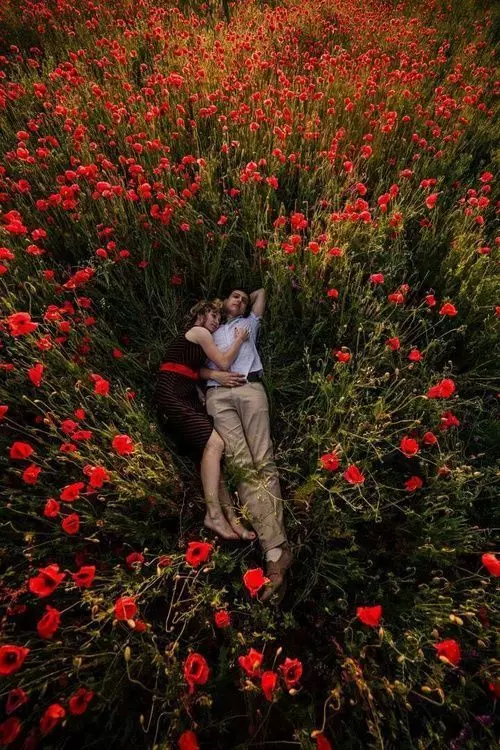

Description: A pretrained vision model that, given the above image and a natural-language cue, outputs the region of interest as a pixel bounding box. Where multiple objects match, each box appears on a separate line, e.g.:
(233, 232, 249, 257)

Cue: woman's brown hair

(184, 299, 223, 330)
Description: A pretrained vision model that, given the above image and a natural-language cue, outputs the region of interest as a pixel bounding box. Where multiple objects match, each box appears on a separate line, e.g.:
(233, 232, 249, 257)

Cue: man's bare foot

(204, 514, 240, 540)
(227, 518, 256, 541)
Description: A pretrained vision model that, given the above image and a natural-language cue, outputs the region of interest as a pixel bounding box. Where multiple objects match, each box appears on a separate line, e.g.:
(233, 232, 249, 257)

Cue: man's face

(224, 290, 249, 318)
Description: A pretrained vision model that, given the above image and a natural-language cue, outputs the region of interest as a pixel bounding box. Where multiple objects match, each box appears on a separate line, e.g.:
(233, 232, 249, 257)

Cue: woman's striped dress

(154, 333, 214, 461)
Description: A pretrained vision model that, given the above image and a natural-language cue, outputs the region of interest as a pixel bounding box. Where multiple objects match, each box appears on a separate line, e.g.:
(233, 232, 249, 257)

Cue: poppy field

(0, 0, 498, 747)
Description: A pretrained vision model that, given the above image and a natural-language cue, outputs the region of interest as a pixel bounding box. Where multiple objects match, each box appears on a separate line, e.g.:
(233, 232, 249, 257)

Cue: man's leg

(206, 386, 286, 553)
(232, 383, 287, 553)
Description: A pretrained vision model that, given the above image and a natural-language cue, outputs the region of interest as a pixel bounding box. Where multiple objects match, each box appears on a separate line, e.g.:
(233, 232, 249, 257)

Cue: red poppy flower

(408, 348, 423, 362)
(183, 652, 210, 694)
(114, 596, 137, 621)
(316, 734, 332, 750)
(434, 639, 461, 666)
(62, 513, 80, 535)
(29, 564, 65, 597)
(71, 565, 96, 588)
(425, 193, 438, 209)
(243, 568, 270, 597)
(0, 717, 22, 746)
(6, 687, 28, 715)
(21, 463, 41, 484)
(28, 362, 44, 387)
(343, 465, 365, 485)
(422, 431, 438, 445)
(158, 555, 173, 568)
(9, 441, 34, 460)
(68, 687, 94, 716)
(238, 648, 264, 677)
(6, 311, 38, 336)
(427, 378, 456, 399)
(214, 610, 231, 628)
(60, 482, 85, 502)
(43, 498, 60, 518)
(488, 682, 500, 699)
(370, 273, 384, 284)
(439, 302, 457, 317)
(185, 541, 213, 568)
(0, 645, 30, 676)
(126, 552, 145, 567)
(320, 451, 340, 471)
(0, 405, 8, 420)
(112, 434, 135, 455)
(440, 410, 460, 430)
(279, 657, 303, 689)
(261, 670, 278, 701)
(40, 703, 65, 736)
(84, 465, 110, 488)
(405, 476, 423, 492)
(386, 337, 401, 351)
(37, 605, 61, 639)
(400, 436, 419, 457)
(481, 553, 500, 577)
(357, 605, 382, 627)
(178, 729, 200, 750)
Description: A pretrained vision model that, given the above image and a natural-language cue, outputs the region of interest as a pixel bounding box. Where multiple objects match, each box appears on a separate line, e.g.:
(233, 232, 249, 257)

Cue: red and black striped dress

(154, 332, 214, 461)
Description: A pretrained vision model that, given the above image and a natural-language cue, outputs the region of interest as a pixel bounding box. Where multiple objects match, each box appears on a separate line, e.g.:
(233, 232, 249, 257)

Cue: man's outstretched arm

(249, 287, 266, 318)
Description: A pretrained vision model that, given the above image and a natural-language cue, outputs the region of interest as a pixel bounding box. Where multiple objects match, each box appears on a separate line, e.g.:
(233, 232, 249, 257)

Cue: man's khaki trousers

(205, 383, 287, 552)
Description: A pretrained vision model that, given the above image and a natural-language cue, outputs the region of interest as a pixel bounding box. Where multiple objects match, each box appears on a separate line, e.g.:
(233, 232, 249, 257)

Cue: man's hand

(212, 371, 247, 387)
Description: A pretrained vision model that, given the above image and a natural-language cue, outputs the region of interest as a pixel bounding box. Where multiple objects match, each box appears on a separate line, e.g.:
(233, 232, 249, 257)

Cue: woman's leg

(201, 430, 239, 540)
(219, 475, 256, 541)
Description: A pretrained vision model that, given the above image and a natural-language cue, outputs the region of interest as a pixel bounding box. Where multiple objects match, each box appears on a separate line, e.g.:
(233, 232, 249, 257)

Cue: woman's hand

(234, 326, 250, 342)
(213, 371, 247, 387)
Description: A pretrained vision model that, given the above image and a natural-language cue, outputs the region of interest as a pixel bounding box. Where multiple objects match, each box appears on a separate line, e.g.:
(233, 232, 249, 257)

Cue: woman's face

(200, 309, 220, 333)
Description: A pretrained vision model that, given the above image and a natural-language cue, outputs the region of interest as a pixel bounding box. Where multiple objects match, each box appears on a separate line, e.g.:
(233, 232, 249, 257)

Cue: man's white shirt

(205, 312, 263, 385)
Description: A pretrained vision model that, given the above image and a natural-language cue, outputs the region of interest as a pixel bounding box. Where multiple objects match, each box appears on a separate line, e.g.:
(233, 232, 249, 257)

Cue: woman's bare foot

(227, 518, 256, 541)
(204, 513, 240, 540)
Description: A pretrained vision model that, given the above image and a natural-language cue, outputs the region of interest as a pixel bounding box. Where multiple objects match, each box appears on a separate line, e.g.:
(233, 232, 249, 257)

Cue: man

(199, 288, 292, 602)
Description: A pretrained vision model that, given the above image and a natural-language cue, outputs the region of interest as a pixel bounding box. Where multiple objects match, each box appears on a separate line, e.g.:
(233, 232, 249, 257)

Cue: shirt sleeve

(247, 311, 262, 335)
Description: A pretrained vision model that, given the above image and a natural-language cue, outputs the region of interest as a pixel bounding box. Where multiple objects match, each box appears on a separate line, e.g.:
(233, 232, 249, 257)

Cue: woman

(154, 300, 256, 541)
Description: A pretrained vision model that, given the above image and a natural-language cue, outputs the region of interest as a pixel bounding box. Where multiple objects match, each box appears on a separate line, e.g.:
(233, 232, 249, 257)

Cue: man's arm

(199, 367, 247, 387)
(249, 287, 266, 318)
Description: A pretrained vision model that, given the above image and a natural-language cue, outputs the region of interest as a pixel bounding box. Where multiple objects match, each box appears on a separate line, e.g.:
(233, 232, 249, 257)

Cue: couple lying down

(154, 287, 292, 604)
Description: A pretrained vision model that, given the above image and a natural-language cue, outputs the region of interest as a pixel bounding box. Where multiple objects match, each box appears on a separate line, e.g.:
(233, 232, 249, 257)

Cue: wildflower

(427, 378, 456, 399)
(185, 541, 213, 567)
(60, 481, 85, 502)
(405, 476, 423, 491)
(6, 311, 38, 336)
(0, 645, 30, 676)
(71, 565, 96, 588)
(400, 436, 419, 457)
(40, 704, 65, 736)
(422, 431, 438, 445)
(179, 730, 200, 750)
(279, 657, 303, 689)
(238, 648, 264, 677)
(214, 611, 231, 628)
(439, 302, 457, 316)
(344, 465, 365, 485)
(28, 363, 44, 386)
(0, 717, 22, 745)
(434, 639, 461, 665)
(370, 273, 384, 284)
(183, 653, 210, 694)
(357, 605, 382, 627)
(5, 688, 28, 715)
(261, 671, 278, 701)
(386, 337, 401, 351)
(425, 193, 438, 209)
(320, 452, 340, 471)
(112, 434, 135, 455)
(62, 513, 80, 535)
(114, 596, 137, 621)
(29, 564, 65, 597)
(68, 687, 94, 716)
(243, 568, 270, 597)
(9, 441, 34, 460)
(481, 553, 500, 577)
(37, 606, 61, 639)
(408, 348, 423, 362)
